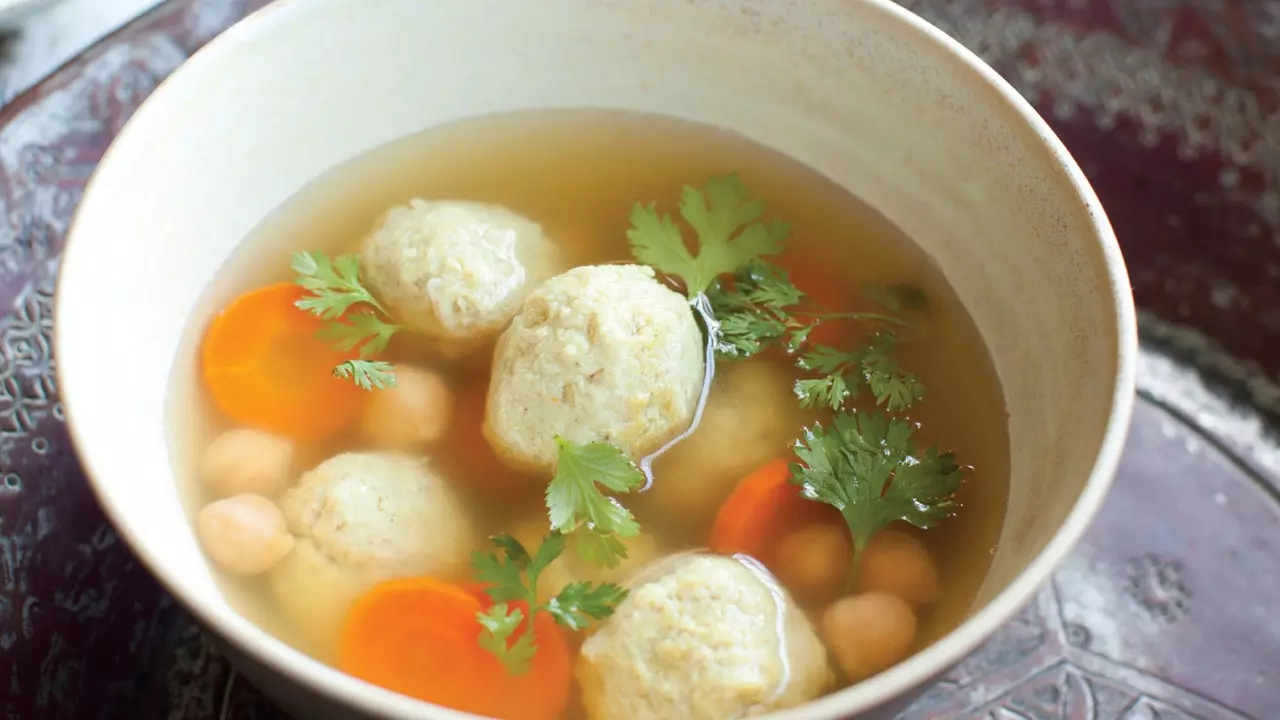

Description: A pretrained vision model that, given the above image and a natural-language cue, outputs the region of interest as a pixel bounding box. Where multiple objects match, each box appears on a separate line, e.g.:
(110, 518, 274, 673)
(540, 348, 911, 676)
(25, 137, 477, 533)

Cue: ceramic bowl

(53, 0, 1137, 717)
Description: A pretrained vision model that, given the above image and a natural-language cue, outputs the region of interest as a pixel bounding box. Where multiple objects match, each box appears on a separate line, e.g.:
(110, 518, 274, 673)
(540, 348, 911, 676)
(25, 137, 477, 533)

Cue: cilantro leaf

(706, 259, 807, 360)
(471, 532, 626, 674)
(794, 331, 925, 412)
(292, 251, 388, 318)
(470, 534, 532, 603)
(627, 205, 698, 288)
(546, 439, 645, 560)
(476, 604, 537, 675)
(794, 374, 852, 412)
(292, 249, 401, 390)
(795, 346, 861, 411)
(861, 332, 926, 412)
(332, 360, 397, 391)
(568, 530, 631, 571)
(316, 310, 401, 359)
(790, 411, 965, 556)
(626, 173, 789, 296)
(546, 581, 628, 632)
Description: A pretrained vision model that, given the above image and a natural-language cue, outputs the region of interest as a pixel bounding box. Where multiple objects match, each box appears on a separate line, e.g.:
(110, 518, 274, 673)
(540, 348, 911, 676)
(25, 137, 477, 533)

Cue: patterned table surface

(2, 1, 1280, 718)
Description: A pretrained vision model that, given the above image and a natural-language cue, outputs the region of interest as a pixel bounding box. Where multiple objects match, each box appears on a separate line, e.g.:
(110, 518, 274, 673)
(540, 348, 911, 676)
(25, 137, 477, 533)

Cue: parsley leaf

(705, 259, 808, 360)
(546, 581, 629, 632)
(477, 604, 537, 671)
(292, 250, 401, 389)
(332, 360, 397, 391)
(790, 411, 965, 557)
(317, 310, 400, 358)
(626, 173, 789, 296)
(861, 332, 926, 412)
(794, 330, 925, 412)
(545, 439, 645, 568)
(471, 533, 626, 675)
(568, 530, 632, 571)
(292, 251, 389, 318)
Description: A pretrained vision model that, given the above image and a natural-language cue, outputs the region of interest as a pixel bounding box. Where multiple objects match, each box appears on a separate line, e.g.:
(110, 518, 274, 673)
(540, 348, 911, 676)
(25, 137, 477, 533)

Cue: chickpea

(855, 529, 940, 608)
(772, 524, 852, 604)
(199, 428, 295, 498)
(197, 494, 295, 576)
(360, 365, 454, 450)
(822, 592, 917, 682)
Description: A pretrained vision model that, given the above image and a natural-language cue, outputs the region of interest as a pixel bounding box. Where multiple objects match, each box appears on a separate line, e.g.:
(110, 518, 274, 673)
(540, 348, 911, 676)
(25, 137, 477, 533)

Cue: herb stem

(845, 534, 871, 594)
(794, 310, 913, 328)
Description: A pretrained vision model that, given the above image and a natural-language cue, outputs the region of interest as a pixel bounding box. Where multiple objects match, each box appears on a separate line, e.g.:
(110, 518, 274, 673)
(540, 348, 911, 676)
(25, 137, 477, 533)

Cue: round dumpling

(577, 553, 832, 720)
(360, 199, 560, 354)
(486, 265, 705, 471)
(268, 452, 473, 654)
(644, 359, 812, 524)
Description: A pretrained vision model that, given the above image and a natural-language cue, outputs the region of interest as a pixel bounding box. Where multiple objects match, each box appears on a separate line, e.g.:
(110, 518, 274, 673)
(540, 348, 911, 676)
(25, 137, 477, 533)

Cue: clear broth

(165, 109, 1010, 713)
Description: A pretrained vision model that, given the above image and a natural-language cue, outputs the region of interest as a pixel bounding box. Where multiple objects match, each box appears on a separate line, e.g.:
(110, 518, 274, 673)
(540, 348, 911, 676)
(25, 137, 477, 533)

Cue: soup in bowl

(53, 0, 1136, 718)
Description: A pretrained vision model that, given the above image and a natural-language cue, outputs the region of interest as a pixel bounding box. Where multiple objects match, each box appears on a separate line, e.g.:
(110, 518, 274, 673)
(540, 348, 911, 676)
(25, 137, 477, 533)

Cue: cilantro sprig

(795, 330, 926, 412)
(472, 533, 627, 675)
(790, 411, 966, 561)
(622, 174, 928, 412)
(626, 173, 789, 297)
(706, 259, 926, 412)
(545, 439, 646, 569)
(621, 173, 965, 574)
(291, 250, 400, 390)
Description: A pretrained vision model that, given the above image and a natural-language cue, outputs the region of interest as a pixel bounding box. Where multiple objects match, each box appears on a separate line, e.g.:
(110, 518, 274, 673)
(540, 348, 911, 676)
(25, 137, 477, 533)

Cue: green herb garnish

(545, 439, 646, 569)
(790, 411, 965, 561)
(626, 173, 789, 297)
(472, 533, 627, 674)
(704, 257, 925, 412)
(332, 359, 398, 391)
(794, 329, 926, 412)
(291, 250, 401, 389)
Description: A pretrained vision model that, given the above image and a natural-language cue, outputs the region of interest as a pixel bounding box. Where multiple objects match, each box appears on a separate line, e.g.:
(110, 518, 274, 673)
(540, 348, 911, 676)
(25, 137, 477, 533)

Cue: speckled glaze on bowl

(51, 0, 1136, 718)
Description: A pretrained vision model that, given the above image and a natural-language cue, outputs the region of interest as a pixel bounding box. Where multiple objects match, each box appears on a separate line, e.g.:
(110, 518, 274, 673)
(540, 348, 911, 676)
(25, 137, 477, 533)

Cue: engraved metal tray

(1, 1, 1277, 718)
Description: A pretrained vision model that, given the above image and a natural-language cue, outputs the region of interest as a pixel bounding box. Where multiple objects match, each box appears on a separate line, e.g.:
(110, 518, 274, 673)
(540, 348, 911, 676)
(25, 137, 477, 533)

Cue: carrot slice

(337, 577, 505, 717)
(461, 584, 574, 720)
(201, 282, 363, 440)
(710, 458, 843, 564)
(338, 577, 573, 720)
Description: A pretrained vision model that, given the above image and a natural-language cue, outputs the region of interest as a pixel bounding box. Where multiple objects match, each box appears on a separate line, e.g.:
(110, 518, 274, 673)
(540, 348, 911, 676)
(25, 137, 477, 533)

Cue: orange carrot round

(337, 577, 505, 717)
(201, 282, 363, 440)
(710, 458, 844, 565)
(338, 577, 574, 720)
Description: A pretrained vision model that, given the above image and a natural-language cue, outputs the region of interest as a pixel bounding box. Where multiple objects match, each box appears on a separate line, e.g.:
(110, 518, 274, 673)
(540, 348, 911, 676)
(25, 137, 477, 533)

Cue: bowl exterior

(53, 0, 1135, 718)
